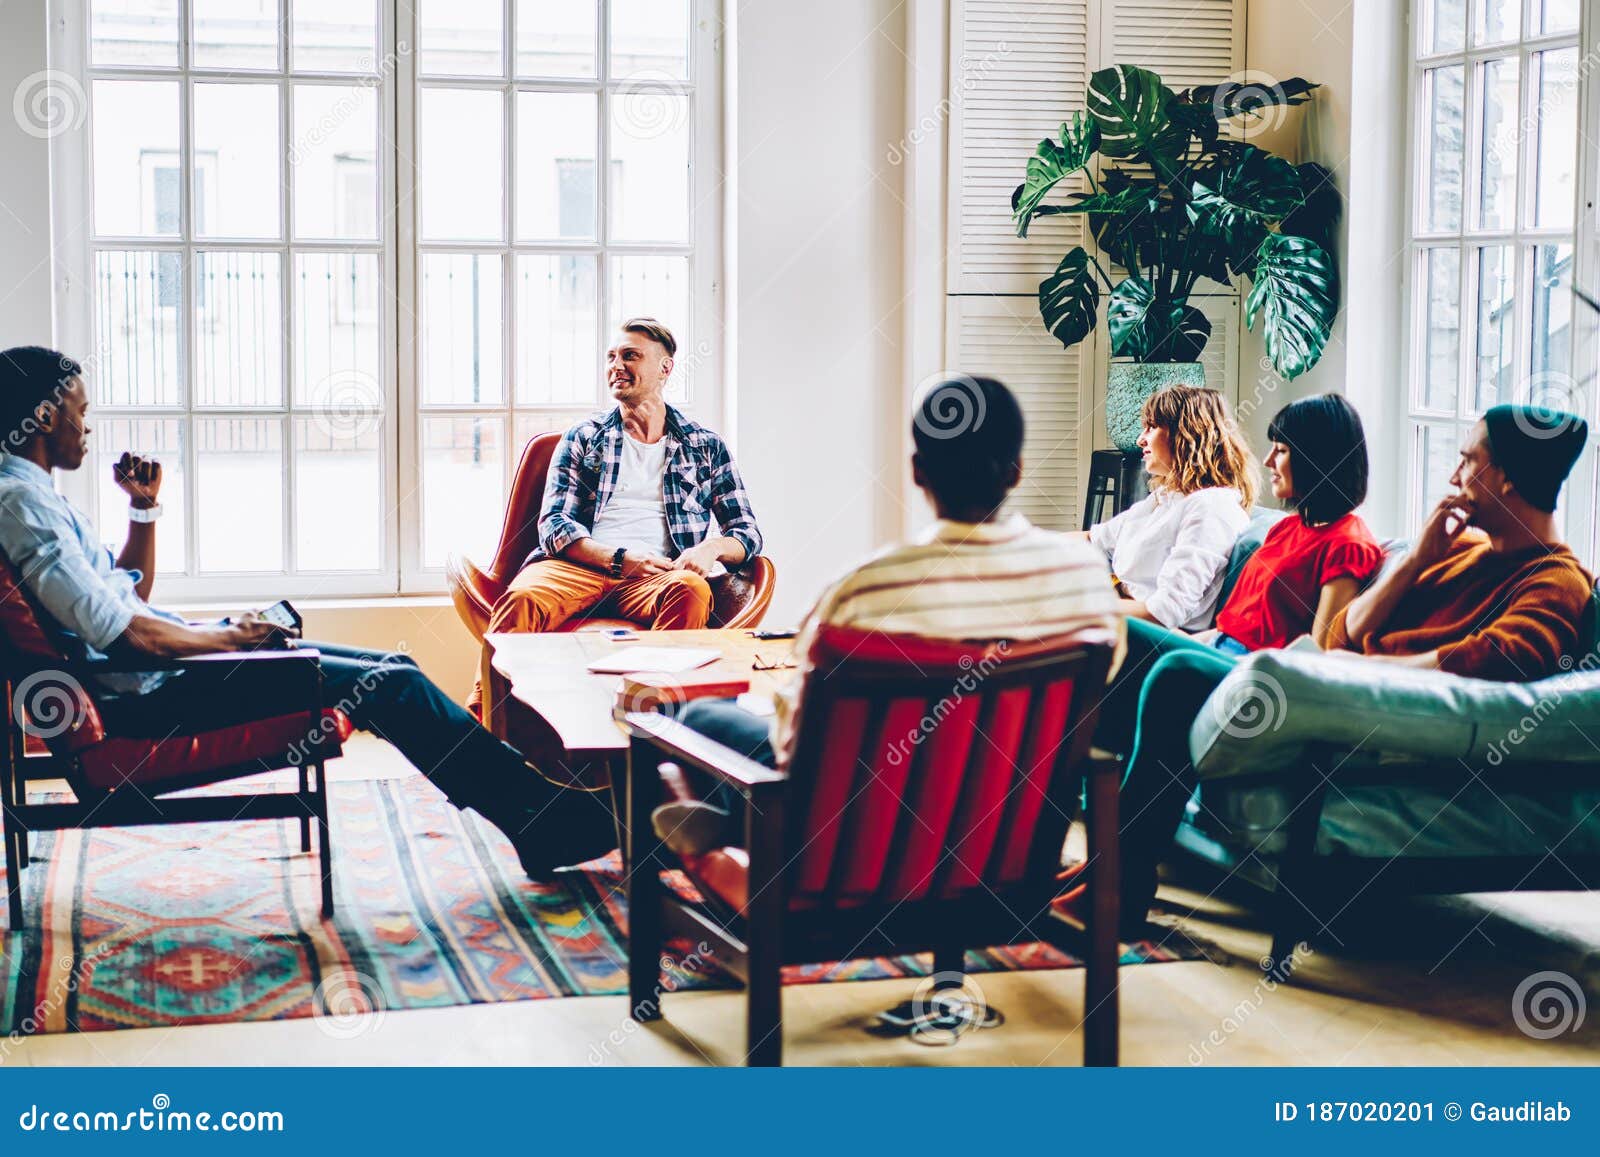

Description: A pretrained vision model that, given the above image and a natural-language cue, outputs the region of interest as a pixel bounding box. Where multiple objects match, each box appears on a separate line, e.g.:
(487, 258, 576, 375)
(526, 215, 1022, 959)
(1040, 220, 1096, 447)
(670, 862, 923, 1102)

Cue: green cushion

(1191, 649, 1600, 778)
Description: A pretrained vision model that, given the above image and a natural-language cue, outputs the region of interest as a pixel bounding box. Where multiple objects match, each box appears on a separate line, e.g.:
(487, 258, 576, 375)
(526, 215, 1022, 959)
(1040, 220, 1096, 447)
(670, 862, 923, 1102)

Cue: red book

(614, 671, 752, 719)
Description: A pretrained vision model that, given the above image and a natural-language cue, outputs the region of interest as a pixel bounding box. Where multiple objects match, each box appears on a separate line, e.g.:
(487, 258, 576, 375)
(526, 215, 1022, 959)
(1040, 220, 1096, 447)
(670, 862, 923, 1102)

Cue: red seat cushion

(76, 709, 353, 793)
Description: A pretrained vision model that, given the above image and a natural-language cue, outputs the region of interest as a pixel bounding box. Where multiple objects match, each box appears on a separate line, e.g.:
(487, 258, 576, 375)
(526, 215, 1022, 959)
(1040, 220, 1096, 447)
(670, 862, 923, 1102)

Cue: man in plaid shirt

(486, 318, 763, 636)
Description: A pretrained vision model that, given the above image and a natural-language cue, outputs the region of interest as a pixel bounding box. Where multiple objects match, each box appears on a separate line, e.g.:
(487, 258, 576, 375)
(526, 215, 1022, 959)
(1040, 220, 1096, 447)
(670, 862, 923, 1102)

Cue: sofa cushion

(1191, 649, 1600, 778)
(1214, 506, 1285, 612)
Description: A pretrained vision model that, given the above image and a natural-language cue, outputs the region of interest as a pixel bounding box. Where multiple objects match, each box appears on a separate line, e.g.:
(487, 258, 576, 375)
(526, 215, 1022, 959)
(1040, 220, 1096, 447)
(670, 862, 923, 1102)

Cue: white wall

(0, 1, 55, 348)
(1242, 0, 1408, 536)
(727, 0, 908, 626)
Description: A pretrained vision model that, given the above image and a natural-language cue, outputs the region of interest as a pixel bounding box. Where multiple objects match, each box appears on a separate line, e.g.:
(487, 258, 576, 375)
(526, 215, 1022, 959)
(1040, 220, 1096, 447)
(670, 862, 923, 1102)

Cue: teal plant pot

(1105, 361, 1208, 452)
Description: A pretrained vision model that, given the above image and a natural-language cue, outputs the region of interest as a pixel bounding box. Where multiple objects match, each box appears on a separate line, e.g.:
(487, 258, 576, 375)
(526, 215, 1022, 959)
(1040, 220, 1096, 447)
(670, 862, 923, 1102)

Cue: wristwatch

(128, 503, 163, 523)
(610, 547, 627, 578)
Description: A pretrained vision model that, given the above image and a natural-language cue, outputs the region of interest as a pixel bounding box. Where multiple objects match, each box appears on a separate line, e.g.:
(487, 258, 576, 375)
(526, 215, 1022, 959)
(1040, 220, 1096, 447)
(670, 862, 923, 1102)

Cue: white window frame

(1401, 0, 1599, 547)
(49, 0, 723, 600)
(395, 0, 723, 592)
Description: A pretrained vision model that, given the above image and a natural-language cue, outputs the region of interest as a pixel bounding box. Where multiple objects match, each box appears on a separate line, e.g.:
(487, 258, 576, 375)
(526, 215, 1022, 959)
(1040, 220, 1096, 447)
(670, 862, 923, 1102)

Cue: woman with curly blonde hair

(1082, 384, 1254, 629)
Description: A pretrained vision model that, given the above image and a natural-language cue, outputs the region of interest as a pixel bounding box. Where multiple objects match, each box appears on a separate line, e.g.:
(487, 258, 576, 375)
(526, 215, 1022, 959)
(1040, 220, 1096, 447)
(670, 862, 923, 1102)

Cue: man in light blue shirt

(0, 346, 614, 876)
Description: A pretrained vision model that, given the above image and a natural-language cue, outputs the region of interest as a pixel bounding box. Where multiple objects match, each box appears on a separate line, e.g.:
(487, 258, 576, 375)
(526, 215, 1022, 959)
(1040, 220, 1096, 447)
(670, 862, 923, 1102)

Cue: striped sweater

(772, 514, 1122, 757)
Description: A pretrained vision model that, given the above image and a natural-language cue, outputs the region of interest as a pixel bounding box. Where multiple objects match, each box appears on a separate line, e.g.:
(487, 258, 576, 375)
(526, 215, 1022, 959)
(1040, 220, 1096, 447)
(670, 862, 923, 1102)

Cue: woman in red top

(1065, 394, 1387, 933)
(1212, 393, 1385, 650)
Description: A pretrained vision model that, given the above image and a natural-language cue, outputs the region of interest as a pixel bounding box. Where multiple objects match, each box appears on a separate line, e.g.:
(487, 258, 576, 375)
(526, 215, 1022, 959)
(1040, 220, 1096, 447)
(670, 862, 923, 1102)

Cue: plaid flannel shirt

(532, 405, 764, 567)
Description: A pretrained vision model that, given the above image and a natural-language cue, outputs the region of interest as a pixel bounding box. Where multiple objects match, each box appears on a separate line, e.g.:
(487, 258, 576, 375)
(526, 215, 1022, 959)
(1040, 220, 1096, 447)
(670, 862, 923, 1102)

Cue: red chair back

(781, 624, 1114, 910)
(486, 432, 562, 585)
(0, 553, 107, 753)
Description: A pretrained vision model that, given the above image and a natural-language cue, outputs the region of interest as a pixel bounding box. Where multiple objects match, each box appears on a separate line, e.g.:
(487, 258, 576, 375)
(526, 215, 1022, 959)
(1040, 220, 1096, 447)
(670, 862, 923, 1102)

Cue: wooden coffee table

(479, 628, 795, 800)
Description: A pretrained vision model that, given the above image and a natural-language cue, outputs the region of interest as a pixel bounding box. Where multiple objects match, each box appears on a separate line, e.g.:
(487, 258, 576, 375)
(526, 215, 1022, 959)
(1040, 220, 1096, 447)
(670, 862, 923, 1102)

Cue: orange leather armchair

(446, 432, 777, 640)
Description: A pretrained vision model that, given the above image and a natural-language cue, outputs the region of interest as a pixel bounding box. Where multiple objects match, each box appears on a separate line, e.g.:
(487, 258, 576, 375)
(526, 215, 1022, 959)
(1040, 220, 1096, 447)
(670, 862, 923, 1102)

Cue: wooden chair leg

(298, 764, 312, 853)
(744, 783, 786, 1067)
(315, 763, 335, 918)
(626, 736, 665, 1021)
(1084, 755, 1121, 1067)
(17, 832, 27, 871)
(1268, 770, 1330, 974)
(932, 940, 965, 985)
(5, 827, 23, 931)
(746, 957, 782, 1067)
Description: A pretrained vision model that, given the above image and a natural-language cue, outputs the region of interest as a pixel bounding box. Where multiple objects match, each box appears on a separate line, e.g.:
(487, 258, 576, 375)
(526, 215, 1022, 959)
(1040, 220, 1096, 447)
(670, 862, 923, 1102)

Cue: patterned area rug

(0, 776, 1201, 1035)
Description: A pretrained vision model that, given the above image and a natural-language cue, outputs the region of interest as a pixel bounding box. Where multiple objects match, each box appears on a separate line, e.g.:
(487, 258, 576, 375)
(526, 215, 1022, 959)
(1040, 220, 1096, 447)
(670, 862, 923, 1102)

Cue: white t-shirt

(1088, 486, 1249, 630)
(589, 434, 672, 557)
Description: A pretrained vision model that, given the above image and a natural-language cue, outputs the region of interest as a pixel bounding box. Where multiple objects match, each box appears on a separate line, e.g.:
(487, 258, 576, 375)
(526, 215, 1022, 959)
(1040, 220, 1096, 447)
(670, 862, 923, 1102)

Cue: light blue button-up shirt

(0, 454, 185, 693)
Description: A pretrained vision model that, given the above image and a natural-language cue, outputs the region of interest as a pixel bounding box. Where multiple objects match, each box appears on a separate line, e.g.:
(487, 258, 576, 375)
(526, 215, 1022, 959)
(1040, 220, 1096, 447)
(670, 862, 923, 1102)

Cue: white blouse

(1088, 486, 1250, 630)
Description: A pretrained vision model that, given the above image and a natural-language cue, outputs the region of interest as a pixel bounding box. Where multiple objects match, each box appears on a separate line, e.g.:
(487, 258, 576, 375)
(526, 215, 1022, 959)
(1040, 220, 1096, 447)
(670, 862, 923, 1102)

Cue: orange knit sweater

(1325, 531, 1594, 682)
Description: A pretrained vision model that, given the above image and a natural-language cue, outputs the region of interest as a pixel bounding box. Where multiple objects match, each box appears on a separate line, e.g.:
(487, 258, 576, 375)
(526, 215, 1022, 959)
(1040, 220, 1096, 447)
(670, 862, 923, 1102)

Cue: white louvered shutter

(945, 0, 1244, 532)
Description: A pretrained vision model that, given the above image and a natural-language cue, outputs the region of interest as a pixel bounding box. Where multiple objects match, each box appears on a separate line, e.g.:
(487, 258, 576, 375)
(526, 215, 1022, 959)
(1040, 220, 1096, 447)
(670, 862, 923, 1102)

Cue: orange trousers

(486, 559, 713, 634)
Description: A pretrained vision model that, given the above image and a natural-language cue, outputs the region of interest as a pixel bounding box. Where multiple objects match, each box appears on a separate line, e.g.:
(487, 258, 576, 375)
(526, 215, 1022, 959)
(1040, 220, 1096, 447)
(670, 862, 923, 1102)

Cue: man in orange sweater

(1328, 404, 1593, 681)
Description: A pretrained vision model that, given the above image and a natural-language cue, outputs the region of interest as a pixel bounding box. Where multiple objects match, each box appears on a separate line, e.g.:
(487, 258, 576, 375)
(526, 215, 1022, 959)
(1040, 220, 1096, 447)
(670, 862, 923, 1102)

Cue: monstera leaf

(1108, 277, 1213, 362)
(1085, 170, 1163, 270)
(1039, 248, 1101, 349)
(1193, 77, 1319, 118)
(1085, 65, 1187, 162)
(1245, 232, 1337, 380)
(1188, 147, 1305, 255)
(1011, 113, 1100, 236)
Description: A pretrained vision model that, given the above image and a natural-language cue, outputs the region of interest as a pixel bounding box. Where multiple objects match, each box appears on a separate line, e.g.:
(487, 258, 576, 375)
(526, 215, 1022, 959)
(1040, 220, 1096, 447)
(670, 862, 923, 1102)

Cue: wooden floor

(6, 738, 1599, 1067)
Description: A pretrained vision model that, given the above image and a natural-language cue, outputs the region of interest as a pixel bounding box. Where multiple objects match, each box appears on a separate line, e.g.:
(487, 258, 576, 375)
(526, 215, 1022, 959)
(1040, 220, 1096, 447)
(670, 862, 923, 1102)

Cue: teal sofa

(1172, 509, 1600, 967)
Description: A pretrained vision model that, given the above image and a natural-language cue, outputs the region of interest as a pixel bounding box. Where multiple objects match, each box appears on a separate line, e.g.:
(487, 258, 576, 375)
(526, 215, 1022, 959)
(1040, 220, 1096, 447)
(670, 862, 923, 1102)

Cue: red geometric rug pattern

(0, 777, 1200, 1035)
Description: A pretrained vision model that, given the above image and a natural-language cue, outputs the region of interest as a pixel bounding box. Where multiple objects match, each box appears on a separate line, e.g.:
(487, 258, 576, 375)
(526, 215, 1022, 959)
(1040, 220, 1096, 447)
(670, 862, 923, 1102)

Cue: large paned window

(1405, 0, 1595, 537)
(56, 0, 716, 597)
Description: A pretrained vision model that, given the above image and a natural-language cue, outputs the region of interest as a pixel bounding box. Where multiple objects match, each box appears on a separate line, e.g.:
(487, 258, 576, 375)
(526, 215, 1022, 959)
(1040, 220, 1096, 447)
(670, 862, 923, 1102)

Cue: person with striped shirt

(651, 374, 1122, 853)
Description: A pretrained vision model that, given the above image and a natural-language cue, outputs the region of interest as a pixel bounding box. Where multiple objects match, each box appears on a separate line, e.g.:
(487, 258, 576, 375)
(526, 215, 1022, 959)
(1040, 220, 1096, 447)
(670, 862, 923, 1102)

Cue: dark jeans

(672, 698, 777, 817)
(97, 641, 614, 850)
(1091, 618, 1241, 916)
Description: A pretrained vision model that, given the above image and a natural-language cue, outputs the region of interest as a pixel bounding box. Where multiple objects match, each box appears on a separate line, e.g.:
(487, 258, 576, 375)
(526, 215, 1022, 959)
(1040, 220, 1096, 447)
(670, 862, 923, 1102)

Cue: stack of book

(613, 670, 752, 720)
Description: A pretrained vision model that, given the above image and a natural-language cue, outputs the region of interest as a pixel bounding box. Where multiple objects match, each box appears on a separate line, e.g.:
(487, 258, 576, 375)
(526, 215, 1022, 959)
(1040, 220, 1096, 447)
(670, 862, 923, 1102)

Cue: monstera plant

(1012, 64, 1340, 449)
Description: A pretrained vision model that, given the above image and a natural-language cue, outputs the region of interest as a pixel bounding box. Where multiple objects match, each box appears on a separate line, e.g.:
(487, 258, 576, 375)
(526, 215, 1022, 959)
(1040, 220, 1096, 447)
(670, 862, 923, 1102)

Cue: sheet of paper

(585, 646, 722, 675)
